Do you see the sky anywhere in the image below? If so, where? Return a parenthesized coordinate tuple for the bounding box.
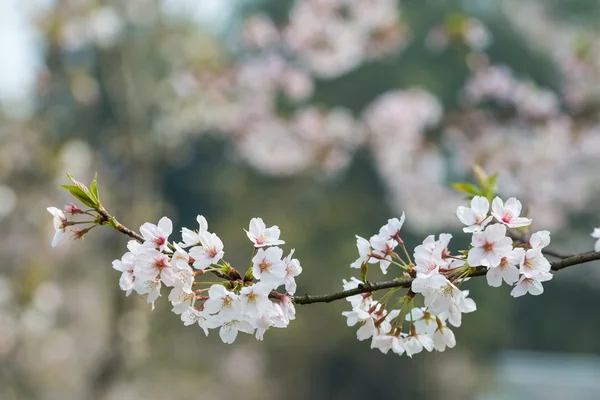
(0, 0, 234, 116)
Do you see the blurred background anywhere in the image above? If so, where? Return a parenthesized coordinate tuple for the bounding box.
(2, 0, 600, 399)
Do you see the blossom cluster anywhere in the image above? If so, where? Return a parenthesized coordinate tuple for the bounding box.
(48, 207, 302, 344)
(343, 195, 559, 357)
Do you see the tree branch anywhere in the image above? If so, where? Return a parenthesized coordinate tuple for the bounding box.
(94, 207, 600, 307)
(292, 251, 600, 305)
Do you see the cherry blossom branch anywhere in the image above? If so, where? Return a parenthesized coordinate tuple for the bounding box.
(97, 207, 145, 243)
(92, 206, 600, 306)
(292, 251, 600, 305)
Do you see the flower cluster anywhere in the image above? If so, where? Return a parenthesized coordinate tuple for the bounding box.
(48, 206, 302, 344)
(343, 194, 557, 357)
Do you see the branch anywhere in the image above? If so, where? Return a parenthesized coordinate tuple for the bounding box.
(98, 207, 145, 243)
(292, 251, 600, 305)
(93, 206, 600, 307)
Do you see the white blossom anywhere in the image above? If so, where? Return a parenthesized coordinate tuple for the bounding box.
(252, 247, 286, 288)
(404, 333, 434, 357)
(203, 285, 242, 322)
(112, 252, 136, 295)
(47, 207, 69, 247)
(467, 223, 512, 268)
(140, 216, 173, 252)
(180, 215, 209, 248)
(510, 272, 553, 297)
(491, 197, 532, 228)
(283, 249, 302, 294)
(239, 282, 272, 320)
(456, 196, 493, 232)
(188, 232, 224, 270)
(486, 248, 524, 287)
(350, 235, 376, 269)
(519, 248, 551, 278)
(245, 217, 285, 247)
(219, 319, 255, 344)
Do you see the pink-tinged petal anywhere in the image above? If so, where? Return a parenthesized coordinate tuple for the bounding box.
(486, 268, 503, 287)
(491, 197, 504, 218)
(139, 223, 155, 241)
(161, 268, 176, 287)
(502, 265, 520, 285)
(504, 197, 522, 216)
(529, 231, 550, 249)
(196, 215, 208, 232)
(52, 230, 65, 248)
(486, 223, 507, 242)
(471, 231, 486, 247)
(482, 251, 501, 268)
(249, 217, 265, 237)
(467, 247, 485, 266)
(508, 217, 532, 228)
(219, 324, 238, 344)
(158, 217, 173, 236)
(457, 206, 476, 226)
(510, 280, 528, 297)
(471, 196, 490, 215)
(528, 279, 544, 295)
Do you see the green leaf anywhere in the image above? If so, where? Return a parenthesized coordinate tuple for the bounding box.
(60, 184, 97, 208)
(90, 173, 100, 204)
(451, 182, 482, 196)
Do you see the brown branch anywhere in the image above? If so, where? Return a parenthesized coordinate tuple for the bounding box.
(98, 207, 145, 243)
(292, 251, 600, 305)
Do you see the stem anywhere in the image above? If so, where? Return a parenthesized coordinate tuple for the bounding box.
(97, 207, 145, 243)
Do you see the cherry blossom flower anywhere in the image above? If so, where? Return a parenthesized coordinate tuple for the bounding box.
(111, 252, 136, 295)
(283, 249, 302, 294)
(188, 232, 224, 270)
(510, 271, 553, 297)
(369, 234, 397, 274)
(219, 319, 255, 344)
(203, 285, 242, 322)
(136, 248, 177, 287)
(371, 333, 405, 355)
(140, 216, 173, 252)
(519, 248, 551, 278)
(180, 309, 220, 336)
(414, 233, 453, 274)
(47, 207, 69, 247)
(456, 196, 493, 233)
(486, 248, 525, 287)
(467, 223, 513, 268)
(350, 235, 376, 269)
(132, 276, 162, 309)
(591, 228, 600, 252)
(404, 332, 434, 357)
(432, 323, 456, 352)
(252, 247, 286, 288)
(245, 217, 285, 248)
(491, 197, 532, 228)
(239, 282, 272, 320)
(180, 215, 209, 248)
(529, 230, 551, 250)
(408, 307, 437, 336)
(377, 214, 406, 240)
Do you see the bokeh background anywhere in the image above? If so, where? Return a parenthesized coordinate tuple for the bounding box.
(2, 0, 600, 399)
